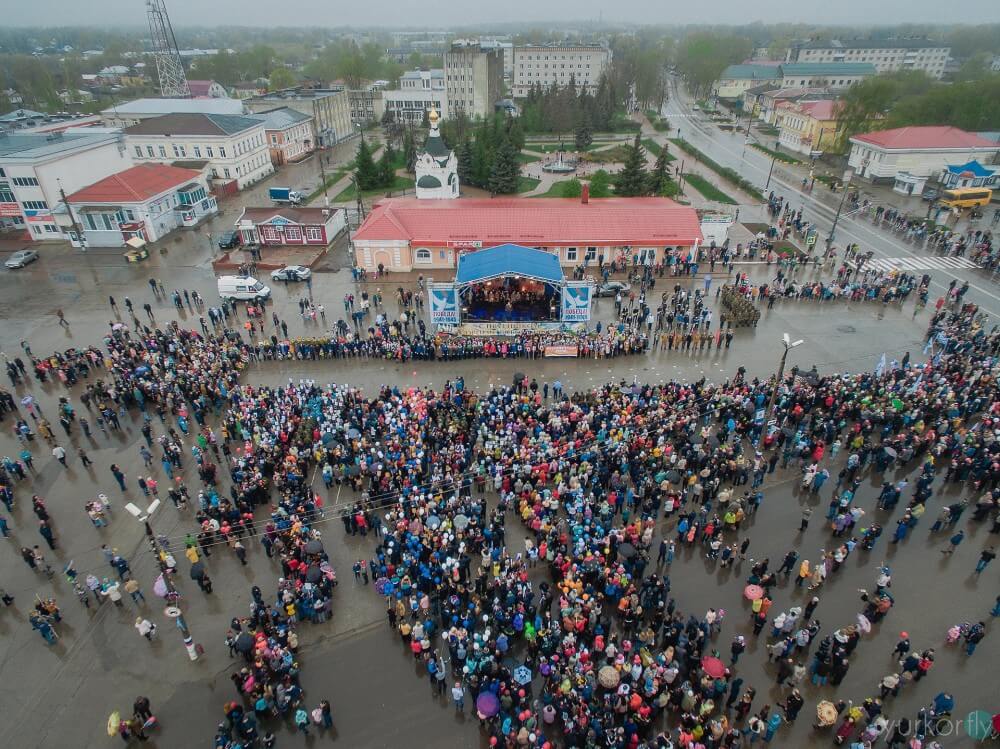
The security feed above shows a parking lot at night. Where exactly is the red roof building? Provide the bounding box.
[351,196,704,273]
[185,80,229,98]
[848,126,999,197]
[65,164,217,247]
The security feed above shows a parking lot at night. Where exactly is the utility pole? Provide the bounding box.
[58,179,86,252]
[826,168,854,251]
[766,333,804,416]
[765,156,777,192]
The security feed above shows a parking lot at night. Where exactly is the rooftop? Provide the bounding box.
[352,197,703,247]
[124,113,265,137]
[65,164,204,204]
[796,38,946,51]
[780,63,877,76]
[779,99,843,120]
[238,206,333,225]
[720,64,782,81]
[0,131,121,162]
[251,87,345,102]
[100,97,244,116]
[851,126,1000,151]
[252,106,313,131]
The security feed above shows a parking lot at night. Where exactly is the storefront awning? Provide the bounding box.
[125,236,146,249]
[455,244,564,286]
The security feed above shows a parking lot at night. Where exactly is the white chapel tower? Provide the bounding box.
[415,108,459,199]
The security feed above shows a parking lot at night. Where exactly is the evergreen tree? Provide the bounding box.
[646,148,674,196]
[488,138,521,195]
[471,138,491,188]
[575,117,593,151]
[377,144,396,188]
[353,138,379,190]
[614,135,649,197]
[457,139,474,187]
[403,128,417,174]
[589,170,612,198]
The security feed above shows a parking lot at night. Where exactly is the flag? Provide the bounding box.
[875,353,887,377]
[908,372,923,394]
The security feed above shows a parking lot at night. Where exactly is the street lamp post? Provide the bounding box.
[765,156,777,192]
[825,168,854,251]
[125,500,199,661]
[766,333,804,417]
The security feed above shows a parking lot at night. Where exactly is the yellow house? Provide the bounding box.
[775,99,841,156]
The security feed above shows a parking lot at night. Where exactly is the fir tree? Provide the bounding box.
[377,144,396,188]
[353,138,379,191]
[488,138,521,195]
[457,139,474,187]
[403,128,417,174]
[575,118,593,151]
[646,148,674,196]
[614,135,649,197]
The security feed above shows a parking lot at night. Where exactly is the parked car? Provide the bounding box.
[5,249,39,269]
[270,265,312,282]
[217,275,271,302]
[217,230,240,250]
[596,280,630,297]
[921,188,939,202]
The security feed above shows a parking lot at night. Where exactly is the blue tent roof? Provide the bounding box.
[945,160,995,177]
[455,244,564,286]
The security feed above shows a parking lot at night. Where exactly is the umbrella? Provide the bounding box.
[153,575,168,598]
[743,584,764,601]
[20,395,34,407]
[513,665,532,685]
[305,564,322,584]
[856,613,872,634]
[454,514,469,531]
[234,632,254,654]
[512,373,525,386]
[107,711,121,737]
[966,710,994,741]
[476,692,500,718]
[882,446,897,458]
[665,470,681,483]
[347,428,361,440]
[426,515,441,530]
[598,665,620,688]
[815,701,838,727]
[701,656,725,679]
[618,543,637,559]
[189,561,205,580]
[304,539,324,555]
[134,365,150,376]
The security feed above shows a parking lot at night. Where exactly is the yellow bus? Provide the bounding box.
[939,187,992,209]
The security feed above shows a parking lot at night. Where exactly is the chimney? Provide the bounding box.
[581,183,589,204]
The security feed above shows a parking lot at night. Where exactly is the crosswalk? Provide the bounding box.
[860,256,980,273]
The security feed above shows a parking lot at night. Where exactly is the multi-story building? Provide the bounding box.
[480,39,514,79]
[64,163,217,247]
[0,130,131,241]
[186,80,229,98]
[511,44,612,98]
[787,39,950,79]
[247,88,354,148]
[444,42,503,119]
[99,97,245,128]
[382,69,449,124]
[124,113,274,191]
[347,87,384,126]
[775,100,842,156]
[779,63,876,89]
[251,107,314,166]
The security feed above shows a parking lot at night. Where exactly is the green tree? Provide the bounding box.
[647,148,674,196]
[588,170,612,198]
[614,135,649,197]
[575,118,593,151]
[560,178,583,198]
[457,139,474,187]
[487,138,521,195]
[377,144,396,187]
[268,67,296,91]
[674,33,753,96]
[353,138,379,191]
[403,128,417,174]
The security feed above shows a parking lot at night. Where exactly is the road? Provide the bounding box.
[662,76,1000,318]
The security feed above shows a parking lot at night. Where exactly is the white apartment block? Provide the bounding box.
[444,42,503,120]
[512,45,612,98]
[124,113,274,191]
[382,69,449,124]
[787,39,950,79]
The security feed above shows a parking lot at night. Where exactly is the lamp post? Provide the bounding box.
[766,333,804,417]
[765,156,777,192]
[825,168,854,251]
[125,499,199,661]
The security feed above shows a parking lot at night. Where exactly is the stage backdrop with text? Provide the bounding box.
[561,281,593,322]
[429,284,459,325]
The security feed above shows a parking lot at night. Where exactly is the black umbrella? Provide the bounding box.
[304,539,324,555]
[189,561,205,580]
[513,372,525,386]
[618,543,637,559]
[305,564,322,584]
[234,631,254,654]
[665,470,681,483]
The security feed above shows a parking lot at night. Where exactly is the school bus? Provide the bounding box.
[939,187,993,209]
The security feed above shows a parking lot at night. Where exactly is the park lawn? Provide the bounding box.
[516,177,541,193]
[518,152,542,164]
[531,141,615,153]
[305,169,347,203]
[640,139,677,161]
[749,143,801,164]
[683,174,738,205]
[334,175,414,202]
[530,180,579,198]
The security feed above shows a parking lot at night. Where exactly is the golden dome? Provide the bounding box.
[428,107,439,123]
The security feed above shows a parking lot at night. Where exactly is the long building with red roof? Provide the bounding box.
[351,195,704,273]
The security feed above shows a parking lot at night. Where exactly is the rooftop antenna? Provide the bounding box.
[146,0,190,98]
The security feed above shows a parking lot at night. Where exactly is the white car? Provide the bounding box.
[270,265,312,282]
[5,249,39,269]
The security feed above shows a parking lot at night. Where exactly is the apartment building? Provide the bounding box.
[382,69,449,124]
[511,44,612,98]
[787,39,950,79]
[443,42,503,119]
[247,88,354,148]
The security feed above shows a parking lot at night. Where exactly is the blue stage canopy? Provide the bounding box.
[455,244,565,286]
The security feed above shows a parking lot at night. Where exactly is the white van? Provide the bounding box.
[217,275,272,302]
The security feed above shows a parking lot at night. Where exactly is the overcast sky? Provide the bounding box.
[6,0,1000,28]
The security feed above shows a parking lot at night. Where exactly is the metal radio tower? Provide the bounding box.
[146,0,190,98]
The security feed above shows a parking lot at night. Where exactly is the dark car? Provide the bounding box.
[217,230,240,250]
[596,281,631,298]
[921,188,939,202]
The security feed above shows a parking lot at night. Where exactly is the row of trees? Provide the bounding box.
[673,32,754,96]
[353,140,401,192]
[518,76,626,136]
[613,136,679,198]
[448,114,524,195]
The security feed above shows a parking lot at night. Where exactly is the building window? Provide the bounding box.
[219,147,227,158]
[415,248,431,263]
[0,187,14,203]
[44,224,57,233]
[12,177,39,187]
[134,146,143,158]
[223,168,230,178]
[23,201,48,210]
[158,146,167,158]
[146,146,155,157]
[585,247,597,261]
[305,226,323,242]
[284,226,302,241]
[566,247,578,262]
[194,146,201,158]
[206,146,214,157]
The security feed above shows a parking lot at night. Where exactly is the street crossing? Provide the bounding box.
[860,255,981,273]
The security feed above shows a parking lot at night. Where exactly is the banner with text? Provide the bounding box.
[560,281,593,322]
[429,284,460,326]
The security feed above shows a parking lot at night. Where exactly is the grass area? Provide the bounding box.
[640,139,677,161]
[609,114,642,133]
[516,176,541,193]
[517,152,541,164]
[670,138,764,202]
[758,125,780,136]
[580,145,631,163]
[334,175,414,202]
[305,169,347,203]
[530,179,581,198]
[531,141,615,153]
[682,173,738,204]
[749,143,801,164]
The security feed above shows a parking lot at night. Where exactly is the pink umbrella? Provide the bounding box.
[743,584,764,601]
[701,656,726,679]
